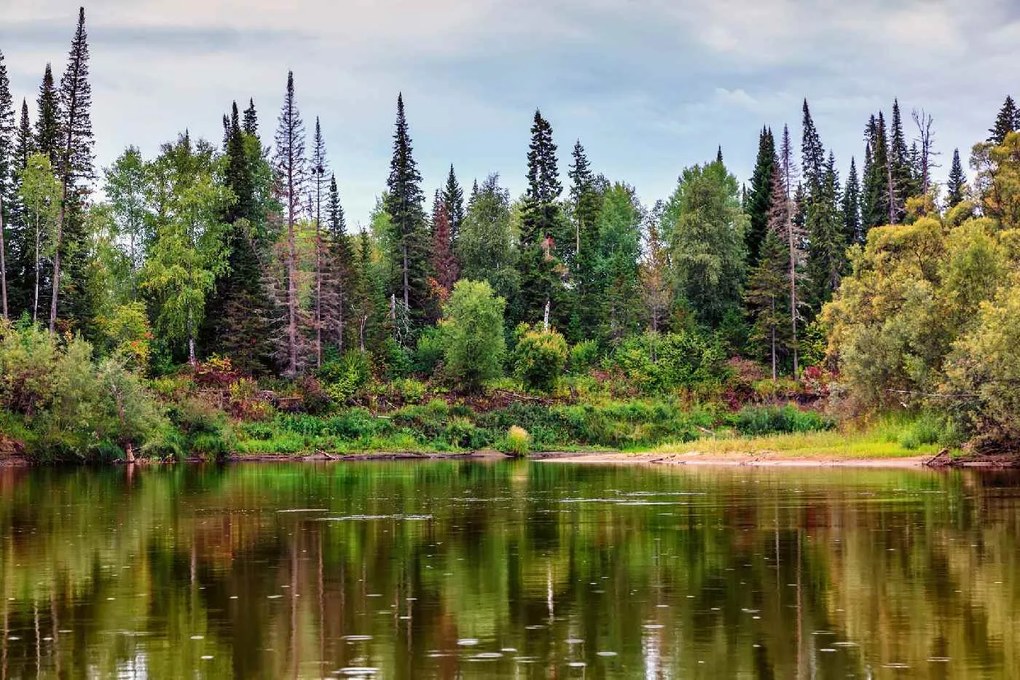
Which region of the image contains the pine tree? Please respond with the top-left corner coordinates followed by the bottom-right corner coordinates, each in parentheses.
top-left (862, 113), bottom-right (890, 229)
top-left (441, 165), bottom-right (464, 242)
top-left (946, 148), bottom-right (967, 209)
top-left (51, 7), bottom-right (95, 333)
top-left (805, 152), bottom-right (846, 313)
top-left (746, 126), bottom-right (776, 266)
top-left (15, 100), bottom-right (32, 172)
top-left (843, 156), bottom-right (862, 244)
top-left (568, 139), bottom-right (601, 338)
top-left (988, 95), bottom-right (1019, 144)
top-left (321, 174), bottom-right (355, 353)
top-left (205, 101), bottom-right (276, 372)
top-left (0, 49), bottom-right (14, 319)
top-left (384, 93), bottom-right (430, 340)
top-left (34, 64), bottom-right (61, 167)
top-left (801, 100), bottom-right (825, 193)
top-left (518, 109), bottom-right (564, 328)
top-left (272, 70), bottom-right (308, 375)
top-left (243, 98), bottom-right (258, 137)
top-left (889, 99), bottom-right (912, 220)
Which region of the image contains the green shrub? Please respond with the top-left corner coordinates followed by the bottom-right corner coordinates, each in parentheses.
top-left (568, 340), bottom-right (600, 375)
top-left (502, 426), bottom-right (531, 457)
top-left (0, 322), bottom-right (170, 462)
top-left (319, 350), bottom-right (372, 404)
top-left (413, 326), bottom-right (445, 376)
top-left (439, 280), bottom-right (506, 392)
top-left (376, 337), bottom-right (412, 380)
top-left (514, 326), bottom-right (568, 392)
top-left (730, 405), bottom-right (833, 437)
top-left (608, 331), bottom-right (728, 394)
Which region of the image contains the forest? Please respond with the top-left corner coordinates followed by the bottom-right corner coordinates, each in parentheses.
top-left (2, 8), bottom-right (1020, 462)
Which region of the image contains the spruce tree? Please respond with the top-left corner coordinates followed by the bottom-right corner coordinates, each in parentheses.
top-left (518, 109), bottom-right (564, 328)
top-left (801, 100), bottom-right (825, 193)
top-left (272, 70), bottom-right (308, 375)
top-left (384, 93), bottom-right (430, 339)
top-left (862, 113), bottom-right (890, 229)
top-left (457, 173), bottom-right (517, 304)
top-left (15, 100), bottom-right (32, 172)
top-left (322, 174), bottom-right (355, 352)
top-left (889, 99), bottom-right (912, 220)
top-left (988, 95), bottom-right (1019, 144)
top-left (805, 152), bottom-right (846, 314)
top-left (946, 148), bottom-right (967, 209)
top-left (441, 165), bottom-right (464, 242)
top-left (0, 49), bottom-right (11, 319)
top-left (205, 102), bottom-right (275, 372)
top-left (51, 7), bottom-right (95, 333)
top-left (34, 64), bottom-right (61, 167)
top-left (746, 126), bottom-right (776, 266)
top-left (568, 139), bottom-right (600, 338)
top-left (243, 98), bottom-right (258, 137)
top-left (843, 156), bottom-right (862, 244)
top-left (777, 126), bottom-right (804, 373)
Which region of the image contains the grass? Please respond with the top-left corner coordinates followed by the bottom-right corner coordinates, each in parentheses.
top-left (648, 414), bottom-right (951, 459)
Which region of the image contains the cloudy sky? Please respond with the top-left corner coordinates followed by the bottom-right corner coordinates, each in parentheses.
top-left (2, 0), bottom-right (1017, 225)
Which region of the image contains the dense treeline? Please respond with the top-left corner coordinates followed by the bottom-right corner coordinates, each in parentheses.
top-left (2, 8), bottom-right (1020, 459)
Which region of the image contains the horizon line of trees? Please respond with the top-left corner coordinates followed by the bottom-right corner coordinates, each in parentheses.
top-left (2, 7), bottom-right (1019, 387)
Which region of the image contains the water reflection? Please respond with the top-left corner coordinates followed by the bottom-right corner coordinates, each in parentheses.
top-left (0, 463), bottom-right (1018, 678)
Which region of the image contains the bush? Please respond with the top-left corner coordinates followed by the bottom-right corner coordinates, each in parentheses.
top-left (608, 331), bottom-right (728, 394)
top-left (166, 396), bottom-right (234, 460)
top-left (413, 326), bottom-right (445, 376)
top-left (375, 337), bottom-right (412, 380)
top-left (439, 280), bottom-right (506, 392)
top-left (502, 426), bottom-right (531, 457)
top-left (568, 340), bottom-right (600, 375)
top-left (319, 350), bottom-right (372, 404)
top-left (514, 326), bottom-right (568, 393)
top-left (0, 322), bottom-right (170, 461)
top-left (730, 405), bottom-right (833, 437)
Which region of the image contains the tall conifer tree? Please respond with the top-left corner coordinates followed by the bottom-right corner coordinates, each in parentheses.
top-left (0, 49), bottom-right (12, 319)
top-left (442, 165), bottom-right (464, 242)
top-left (889, 99), bottom-right (912, 220)
top-left (50, 7), bottom-right (95, 332)
top-left (272, 70), bottom-right (307, 375)
top-left (988, 96), bottom-right (1019, 144)
top-left (946, 148), bottom-right (967, 209)
top-left (518, 110), bottom-right (563, 328)
top-left (568, 139), bottom-right (600, 338)
top-left (746, 126), bottom-right (776, 266)
top-left (34, 65), bottom-right (61, 168)
top-left (842, 157), bottom-right (862, 244)
top-left (384, 93), bottom-right (430, 339)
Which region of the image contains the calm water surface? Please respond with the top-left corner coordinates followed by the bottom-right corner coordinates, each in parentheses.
top-left (1, 462), bottom-right (1019, 678)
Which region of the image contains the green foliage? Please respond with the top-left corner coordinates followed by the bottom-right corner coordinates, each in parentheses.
top-left (439, 279), bottom-right (506, 391)
top-left (729, 405), bottom-right (833, 437)
top-left (514, 325), bottom-right (568, 392)
top-left (318, 350), bottom-right (372, 404)
top-left (663, 158), bottom-right (747, 327)
top-left (0, 321), bottom-right (169, 461)
top-left (608, 331), bottom-right (728, 395)
top-left (568, 340), bottom-right (600, 375)
top-left (413, 326), bottom-right (444, 375)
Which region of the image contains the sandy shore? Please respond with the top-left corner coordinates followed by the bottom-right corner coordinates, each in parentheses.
top-left (534, 450), bottom-right (934, 468)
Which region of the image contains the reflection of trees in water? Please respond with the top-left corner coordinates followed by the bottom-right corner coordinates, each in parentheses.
top-left (0, 464), bottom-right (1016, 678)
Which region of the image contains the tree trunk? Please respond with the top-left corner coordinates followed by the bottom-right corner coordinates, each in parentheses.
top-left (33, 215), bottom-right (41, 324)
top-left (401, 241), bottom-right (409, 310)
top-left (770, 298), bottom-right (777, 380)
top-left (787, 214), bottom-right (799, 376)
top-left (0, 195), bottom-right (8, 320)
top-left (286, 185), bottom-right (298, 376)
top-left (49, 195), bottom-right (66, 333)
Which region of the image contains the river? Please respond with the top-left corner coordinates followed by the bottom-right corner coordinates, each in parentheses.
top-left (0, 462), bottom-right (1018, 678)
